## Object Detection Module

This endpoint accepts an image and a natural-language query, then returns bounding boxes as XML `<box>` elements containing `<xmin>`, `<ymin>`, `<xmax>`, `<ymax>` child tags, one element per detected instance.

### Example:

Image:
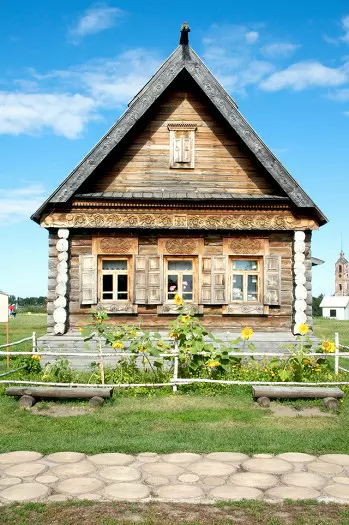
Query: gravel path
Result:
<box><xmin>1</xmin><ymin>451</ymin><xmax>349</xmax><ymax>504</ymax></box>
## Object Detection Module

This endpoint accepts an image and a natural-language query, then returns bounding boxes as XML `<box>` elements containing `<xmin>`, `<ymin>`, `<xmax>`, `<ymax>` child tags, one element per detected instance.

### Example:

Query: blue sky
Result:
<box><xmin>1</xmin><ymin>0</ymin><xmax>349</xmax><ymax>298</ymax></box>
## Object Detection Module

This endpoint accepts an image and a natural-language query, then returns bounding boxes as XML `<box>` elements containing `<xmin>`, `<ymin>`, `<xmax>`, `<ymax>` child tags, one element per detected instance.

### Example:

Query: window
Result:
<box><xmin>339</xmin><ymin>264</ymin><xmax>342</xmax><ymax>273</ymax></box>
<box><xmin>330</xmin><ymin>309</ymin><xmax>336</xmax><ymax>318</ymax></box>
<box><xmin>168</xmin><ymin>123</ymin><xmax>196</xmax><ymax>168</ymax></box>
<box><xmin>339</xmin><ymin>284</ymin><xmax>342</xmax><ymax>292</ymax></box>
<box><xmin>101</xmin><ymin>259</ymin><xmax>129</xmax><ymax>302</ymax></box>
<box><xmin>231</xmin><ymin>259</ymin><xmax>261</xmax><ymax>303</ymax></box>
<box><xmin>166</xmin><ymin>259</ymin><xmax>193</xmax><ymax>302</ymax></box>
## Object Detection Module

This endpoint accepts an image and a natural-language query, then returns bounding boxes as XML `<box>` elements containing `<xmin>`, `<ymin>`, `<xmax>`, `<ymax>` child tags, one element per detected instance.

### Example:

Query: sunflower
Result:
<box><xmin>174</xmin><ymin>294</ymin><xmax>183</xmax><ymax>306</ymax></box>
<box><xmin>298</xmin><ymin>323</ymin><xmax>309</xmax><ymax>335</ymax></box>
<box><xmin>241</xmin><ymin>327</ymin><xmax>253</xmax><ymax>340</ymax></box>
<box><xmin>112</xmin><ymin>341</ymin><xmax>124</xmax><ymax>349</ymax></box>
<box><xmin>322</xmin><ymin>340</ymin><xmax>336</xmax><ymax>353</ymax></box>
<box><xmin>168</xmin><ymin>332</ymin><xmax>179</xmax><ymax>338</ymax></box>
<box><xmin>31</xmin><ymin>354</ymin><xmax>41</xmax><ymax>361</ymax></box>
<box><xmin>206</xmin><ymin>360</ymin><xmax>221</xmax><ymax>368</ymax></box>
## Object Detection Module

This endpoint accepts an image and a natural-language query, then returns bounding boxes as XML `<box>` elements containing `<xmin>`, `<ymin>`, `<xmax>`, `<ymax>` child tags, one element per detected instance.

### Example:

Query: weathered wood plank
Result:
<box><xmin>6</xmin><ymin>387</ymin><xmax>113</xmax><ymax>399</ymax></box>
<box><xmin>252</xmin><ymin>386</ymin><xmax>343</xmax><ymax>399</ymax></box>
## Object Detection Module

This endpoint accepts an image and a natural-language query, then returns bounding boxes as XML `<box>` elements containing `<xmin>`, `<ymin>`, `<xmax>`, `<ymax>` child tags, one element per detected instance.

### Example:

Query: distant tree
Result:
<box><xmin>8</xmin><ymin>295</ymin><xmax>16</xmax><ymax>304</ymax></box>
<box><xmin>312</xmin><ymin>294</ymin><xmax>324</xmax><ymax>317</ymax></box>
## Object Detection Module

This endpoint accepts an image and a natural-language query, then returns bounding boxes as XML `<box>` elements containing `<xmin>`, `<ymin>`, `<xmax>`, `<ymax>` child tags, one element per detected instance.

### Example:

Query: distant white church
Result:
<box><xmin>320</xmin><ymin>251</ymin><xmax>349</xmax><ymax>320</ymax></box>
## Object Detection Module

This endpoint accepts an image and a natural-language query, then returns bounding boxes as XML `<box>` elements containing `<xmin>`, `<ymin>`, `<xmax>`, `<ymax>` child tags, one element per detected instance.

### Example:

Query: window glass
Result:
<box><xmin>167</xmin><ymin>260</ymin><xmax>194</xmax><ymax>302</ymax></box>
<box><xmin>168</xmin><ymin>274</ymin><xmax>178</xmax><ymax>300</ymax></box>
<box><xmin>102</xmin><ymin>274</ymin><xmax>113</xmax><ymax>299</ymax></box>
<box><xmin>232</xmin><ymin>275</ymin><xmax>243</xmax><ymax>300</ymax></box>
<box><xmin>103</xmin><ymin>260</ymin><xmax>127</xmax><ymax>271</ymax></box>
<box><xmin>232</xmin><ymin>260</ymin><xmax>257</xmax><ymax>271</ymax></box>
<box><xmin>247</xmin><ymin>275</ymin><xmax>258</xmax><ymax>301</ymax></box>
<box><xmin>330</xmin><ymin>309</ymin><xmax>336</xmax><ymax>318</ymax></box>
<box><xmin>168</xmin><ymin>260</ymin><xmax>193</xmax><ymax>271</ymax></box>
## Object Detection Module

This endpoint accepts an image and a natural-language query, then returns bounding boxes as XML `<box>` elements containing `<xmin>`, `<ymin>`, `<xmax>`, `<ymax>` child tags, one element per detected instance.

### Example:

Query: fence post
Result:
<box><xmin>32</xmin><ymin>332</ymin><xmax>37</xmax><ymax>353</ymax></box>
<box><xmin>172</xmin><ymin>340</ymin><xmax>179</xmax><ymax>393</ymax></box>
<box><xmin>335</xmin><ymin>332</ymin><xmax>339</xmax><ymax>375</ymax></box>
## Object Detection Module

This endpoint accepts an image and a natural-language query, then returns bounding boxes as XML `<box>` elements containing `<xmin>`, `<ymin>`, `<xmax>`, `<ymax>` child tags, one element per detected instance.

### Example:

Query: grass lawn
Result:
<box><xmin>313</xmin><ymin>318</ymin><xmax>349</xmax><ymax>347</ymax></box>
<box><xmin>3</xmin><ymin>501</ymin><xmax>349</xmax><ymax>525</ymax></box>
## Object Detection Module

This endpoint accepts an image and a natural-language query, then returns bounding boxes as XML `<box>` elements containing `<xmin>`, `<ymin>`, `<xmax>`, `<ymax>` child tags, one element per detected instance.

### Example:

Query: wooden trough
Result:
<box><xmin>6</xmin><ymin>387</ymin><xmax>113</xmax><ymax>408</ymax></box>
<box><xmin>252</xmin><ymin>386</ymin><xmax>343</xmax><ymax>410</ymax></box>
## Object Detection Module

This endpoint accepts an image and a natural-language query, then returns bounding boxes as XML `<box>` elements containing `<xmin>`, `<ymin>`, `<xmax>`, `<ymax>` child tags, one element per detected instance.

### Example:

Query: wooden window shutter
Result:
<box><xmin>134</xmin><ymin>256</ymin><xmax>147</xmax><ymax>304</ymax></box>
<box><xmin>173</xmin><ymin>138</ymin><xmax>182</xmax><ymax>163</ymax></box>
<box><xmin>264</xmin><ymin>255</ymin><xmax>281</xmax><ymax>306</ymax></box>
<box><xmin>182</xmin><ymin>138</ymin><xmax>191</xmax><ymax>163</ymax></box>
<box><xmin>147</xmin><ymin>255</ymin><xmax>163</xmax><ymax>304</ymax></box>
<box><xmin>134</xmin><ymin>255</ymin><xmax>163</xmax><ymax>305</ymax></box>
<box><xmin>212</xmin><ymin>256</ymin><xmax>228</xmax><ymax>305</ymax></box>
<box><xmin>79</xmin><ymin>255</ymin><xmax>97</xmax><ymax>305</ymax></box>
<box><xmin>200</xmin><ymin>256</ymin><xmax>228</xmax><ymax>305</ymax></box>
<box><xmin>200</xmin><ymin>256</ymin><xmax>212</xmax><ymax>304</ymax></box>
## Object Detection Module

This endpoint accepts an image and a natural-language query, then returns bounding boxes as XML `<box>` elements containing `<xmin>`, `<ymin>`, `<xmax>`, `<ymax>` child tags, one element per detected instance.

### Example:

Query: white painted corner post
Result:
<box><xmin>172</xmin><ymin>340</ymin><xmax>179</xmax><ymax>393</ymax></box>
<box><xmin>53</xmin><ymin>229</ymin><xmax>69</xmax><ymax>335</ymax></box>
<box><xmin>293</xmin><ymin>230</ymin><xmax>307</xmax><ymax>334</ymax></box>
<box><xmin>335</xmin><ymin>332</ymin><xmax>339</xmax><ymax>375</ymax></box>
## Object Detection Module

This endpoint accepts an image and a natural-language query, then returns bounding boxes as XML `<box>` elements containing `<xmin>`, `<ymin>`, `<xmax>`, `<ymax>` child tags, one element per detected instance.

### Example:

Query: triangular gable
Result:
<box><xmin>32</xmin><ymin>45</ymin><xmax>327</xmax><ymax>224</ymax></box>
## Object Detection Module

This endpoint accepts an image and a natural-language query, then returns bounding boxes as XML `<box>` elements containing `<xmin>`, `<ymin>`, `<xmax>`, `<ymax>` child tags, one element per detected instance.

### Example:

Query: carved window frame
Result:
<box><xmin>99</xmin><ymin>256</ymin><xmax>133</xmax><ymax>304</ymax></box>
<box><xmin>168</xmin><ymin>123</ymin><xmax>197</xmax><ymax>169</ymax></box>
<box><xmin>229</xmin><ymin>257</ymin><xmax>263</xmax><ymax>304</ymax></box>
<box><xmin>164</xmin><ymin>256</ymin><xmax>197</xmax><ymax>304</ymax></box>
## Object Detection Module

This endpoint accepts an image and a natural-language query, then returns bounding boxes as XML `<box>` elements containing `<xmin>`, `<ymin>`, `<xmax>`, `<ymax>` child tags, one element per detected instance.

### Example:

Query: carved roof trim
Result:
<box><xmin>31</xmin><ymin>45</ymin><xmax>327</xmax><ymax>225</ymax></box>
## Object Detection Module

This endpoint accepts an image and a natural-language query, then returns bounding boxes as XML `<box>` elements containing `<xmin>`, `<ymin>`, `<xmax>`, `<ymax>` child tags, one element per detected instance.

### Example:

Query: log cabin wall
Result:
<box><xmin>305</xmin><ymin>232</ymin><xmax>313</xmax><ymax>327</ymax></box>
<box><xmin>47</xmin><ymin>231</ymin><xmax>58</xmax><ymax>334</ymax></box>
<box><xmin>66</xmin><ymin>229</ymin><xmax>294</xmax><ymax>332</ymax></box>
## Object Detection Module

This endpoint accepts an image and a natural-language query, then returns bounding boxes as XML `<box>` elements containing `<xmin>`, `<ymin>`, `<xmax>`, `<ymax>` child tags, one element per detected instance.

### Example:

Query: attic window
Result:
<box><xmin>168</xmin><ymin>123</ymin><xmax>197</xmax><ymax>168</ymax></box>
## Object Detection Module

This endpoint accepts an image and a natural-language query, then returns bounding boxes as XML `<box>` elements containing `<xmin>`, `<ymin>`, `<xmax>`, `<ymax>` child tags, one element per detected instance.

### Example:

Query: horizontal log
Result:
<box><xmin>252</xmin><ymin>386</ymin><xmax>343</xmax><ymax>400</ymax></box>
<box><xmin>6</xmin><ymin>387</ymin><xmax>113</xmax><ymax>399</ymax></box>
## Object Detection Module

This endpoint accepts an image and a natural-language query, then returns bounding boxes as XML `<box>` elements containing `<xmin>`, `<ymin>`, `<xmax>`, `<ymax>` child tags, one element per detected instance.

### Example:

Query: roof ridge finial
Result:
<box><xmin>180</xmin><ymin>22</ymin><xmax>190</xmax><ymax>45</ymax></box>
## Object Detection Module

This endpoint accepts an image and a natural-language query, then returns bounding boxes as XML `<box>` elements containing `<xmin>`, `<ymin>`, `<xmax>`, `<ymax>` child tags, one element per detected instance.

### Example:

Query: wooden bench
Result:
<box><xmin>252</xmin><ymin>386</ymin><xmax>343</xmax><ymax>410</ymax></box>
<box><xmin>6</xmin><ymin>387</ymin><xmax>113</xmax><ymax>408</ymax></box>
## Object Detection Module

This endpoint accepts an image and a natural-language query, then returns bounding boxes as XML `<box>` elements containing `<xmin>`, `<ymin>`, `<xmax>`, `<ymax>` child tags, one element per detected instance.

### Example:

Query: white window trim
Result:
<box><xmin>168</xmin><ymin>123</ymin><xmax>196</xmax><ymax>169</ymax></box>
<box><xmin>100</xmin><ymin>257</ymin><xmax>130</xmax><ymax>303</ymax></box>
<box><xmin>230</xmin><ymin>257</ymin><xmax>262</xmax><ymax>304</ymax></box>
<box><xmin>165</xmin><ymin>257</ymin><xmax>195</xmax><ymax>303</ymax></box>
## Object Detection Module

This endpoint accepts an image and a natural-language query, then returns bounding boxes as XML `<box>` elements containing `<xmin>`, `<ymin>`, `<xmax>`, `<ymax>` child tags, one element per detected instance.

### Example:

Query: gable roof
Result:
<box><xmin>320</xmin><ymin>296</ymin><xmax>349</xmax><ymax>308</ymax></box>
<box><xmin>31</xmin><ymin>44</ymin><xmax>327</xmax><ymax>224</ymax></box>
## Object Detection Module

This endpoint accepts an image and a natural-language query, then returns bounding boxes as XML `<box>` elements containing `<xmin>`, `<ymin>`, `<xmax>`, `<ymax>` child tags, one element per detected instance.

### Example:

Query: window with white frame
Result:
<box><xmin>166</xmin><ymin>259</ymin><xmax>194</xmax><ymax>302</ymax></box>
<box><xmin>101</xmin><ymin>259</ymin><xmax>129</xmax><ymax>301</ymax></box>
<box><xmin>231</xmin><ymin>259</ymin><xmax>261</xmax><ymax>303</ymax></box>
<box><xmin>168</xmin><ymin>123</ymin><xmax>196</xmax><ymax>168</ymax></box>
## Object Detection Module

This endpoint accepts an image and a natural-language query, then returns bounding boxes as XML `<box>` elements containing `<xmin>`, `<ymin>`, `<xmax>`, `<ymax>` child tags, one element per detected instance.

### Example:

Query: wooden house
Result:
<box><xmin>32</xmin><ymin>27</ymin><xmax>327</xmax><ymax>344</ymax></box>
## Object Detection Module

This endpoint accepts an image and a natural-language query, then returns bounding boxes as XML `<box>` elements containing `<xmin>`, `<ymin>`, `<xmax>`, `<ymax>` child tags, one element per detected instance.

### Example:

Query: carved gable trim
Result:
<box><xmin>93</xmin><ymin>236</ymin><xmax>138</xmax><ymax>255</ymax></box>
<box><xmin>159</xmin><ymin>238</ymin><xmax>202</xmax><ymax>255</ymax></box>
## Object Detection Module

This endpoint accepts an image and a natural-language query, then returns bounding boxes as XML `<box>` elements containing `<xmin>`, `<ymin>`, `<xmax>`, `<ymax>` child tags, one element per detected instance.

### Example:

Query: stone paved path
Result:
<box><xmin>2</xmin><ymin>451</ymin><xmax>349</xmax><ymax>503</ymax></box>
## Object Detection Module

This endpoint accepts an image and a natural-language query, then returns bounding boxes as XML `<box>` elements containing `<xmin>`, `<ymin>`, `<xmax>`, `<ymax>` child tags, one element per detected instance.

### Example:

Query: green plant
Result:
<box><xmin>42</xmin><ymin>357</ymin><xmax>76</xmax><ymax>383</ymax></box>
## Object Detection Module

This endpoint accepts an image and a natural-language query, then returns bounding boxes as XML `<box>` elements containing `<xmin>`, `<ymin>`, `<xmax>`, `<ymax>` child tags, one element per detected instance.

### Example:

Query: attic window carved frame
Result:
<box><xmin>168</xmin><ymin>122</ymin><xmax>197</xmax><ymax>169</ymax></box>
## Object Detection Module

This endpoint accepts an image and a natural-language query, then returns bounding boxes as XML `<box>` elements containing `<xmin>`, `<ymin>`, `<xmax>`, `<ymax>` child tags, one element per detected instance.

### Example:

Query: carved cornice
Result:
<box><xmin>227</xmin><ymin>237</ymin><xmax>264</xmax><ymax>254</ymax></box>
<box><xmin>168</xmin><ymin>122</ymin><xmax>197</xmax><ymax>131</ymax></box>
<box><xmin>41</xmin><ymin>211</ymin><xmax>318</xmax><ymax>230</ymax></box>
<box><xmin>71</xmin><ymin>200</ymin><xmax>290</xmax><ymax>211</ymax></box>
<box><xmin>96</xmin><ymin>237</ymin><xmax>137</xmax><ymax>254</ymax></box>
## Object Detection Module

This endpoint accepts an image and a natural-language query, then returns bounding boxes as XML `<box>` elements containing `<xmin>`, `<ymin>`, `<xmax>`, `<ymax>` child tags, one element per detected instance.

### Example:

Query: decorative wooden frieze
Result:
<box><xmin>293</xmin><ymin>230</ymin><xmax>307</xmax><ymax>334</ymax></box>
<box><xmin>96</xmin><ymin>303</ymin><xmax>138</xmax><ymax>314</ymax></box>
<box><xmin>160</xmin><ymin>238</ymin><xmax>201</xmax><ymax>255</ymax></box>
<box><xmin>225</xmin><ymin>236</ymin><xmax>265</xmax><ymax>254</ymax></box>
<box><xmin>95</xmin><ymin>237</ymin><xmax>137</xmax><ymax>255</ymax></box>
<box><xmin>41</xmin><ymin>211</ymin><xmax>318</xmax><ymax>231</ymax></box>
<box><xmin>157</xmin><ymin>304</ymin><xmax>203</xmax><ymax>315</ymax></box>
<box><xmin>53</xmin><ymin>229</ymin><xmax>69</xmax><ymax>335</ymax></box>
<box><xmin>223</xmin><ymin>304</ymin><xmax>264</xmax><ymax>315</ymax></box>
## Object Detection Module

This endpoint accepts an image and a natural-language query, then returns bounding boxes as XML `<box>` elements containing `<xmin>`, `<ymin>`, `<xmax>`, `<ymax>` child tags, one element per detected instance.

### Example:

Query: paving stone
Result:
<box><xmin>141</xmin><ymin>462</ymin><xmax>184</xmax><ymax>477</ymax></box>
<box><xmin>0</xmin><ymin>451</ymin><xmax>43</xmax><ymax>465</ymax></box>
<box><xmin>187</xmin><ymin>461</ymin><xmax>236</xmax><ymax>477</ymax></box>
<box><xmin>203</xmin><ymin>476</ymin><xmax>226</xmax><ymax>486</ymax></box>
<box><xmin>307</xmin><ymin>461</ymin><xmax>343</xmax><ymax>475</ymax></box>
<box><xmin>103</xmin><ymin>482</ymin><xmax>150</xmax><ymax>500</ymax></box>
<box><xmin>5</xmin><ymin>462</ymin><xmax>48</xmax><ymax>478</ymax></box>
<box><xmin>156</xmin><ymin>484</ymin><xmax>204</xmax><ymax>500</ymax></box>
<box><xmin>229</xmin><ymin>472</ymin><xmax>278</xmax><ymax>489</ymax></box>
<box><xmin>89</xmin><ymin>453</ymin><xmax>134</xmax><ymax>466</ymax></box>
<box><xmin>0</xmin><ymin>478</ymin><xmax>21</xmax><ymax>487</ymax></box>
<box><xmin>137</xmin><ymin>454</ymin><xmax>158</xmax><ymax>463</ymax></box>
<box><xmin>266</xmin><ymin>486</ymin><xmax>321</xmax><ymax>501</ymax></box>
<box><xmin>36</xmin><ymin>475</ymin><xmax>59</xmax><ymax>484</ymax></box>
<box><xmin>138</xmin><ymin>453</ymin><xmax>157</xmax><ymax>458</ymax></box>
<box><xmin>163</xmin><ymin>453</ymin><xmax>201</xmax><ymax>464</ymax></box>
<box><xmin>324</xmin><ymin>484</ymin><xmax>349</xmax><ymax>499</ymax></box>
<box><xmin>242</xmin><ymin>458</ymin><xmax>293</xmax><ymax>474</ymax></box>
<box><xmin>46</xmin><ymin>494</ymin><xmax>71</xmax><ymax>502</ymax></box>
<box><xmin>333</xmin><ymin>477</ymin><xmax>349</xmax><ymax>485</ymax></box>
<box><xmin>277</xmin><ymin>453</ymin><xmax>316</xmax><ymax>463</ymax></box>
<box><xmin>45</xmin><ymin>452</ymin><xmax>86</xmax><ymax>464</ymax></box>
<box><xmin>178</xmin><ymin>474</ymin><xmax>200</xmax><ymax>483</ymax></box>
<box><xmin>51</xmin><ymin>460</ymin><xmax>96</xmax><ymax>478</ymax></box>
<box><xmin>99</xmin><ymin>466</ymin><xmax>141</xmax><ymax>482</ymax></box>
<box><xmin>282</xmin><ymin>472</ymin><xmax>325</xmax><ymax>488</ymax></box>
<box><xmin>206</xmin><ymin>452</ymin><xmax>249</xmax><ymax>463</ymax></box>
<box><xmin>78</xmin><ymin>493</ymin><xmax>104</xmax><ymax>501</ymax></box>
<box><xmin>57</xmin><ymin>477</ymin><xmax>105</xmax><ymax>495</ymax></box>
<box><xmin>319</xmin><ymin>454</ymin><xmax>349</xmax><ymax>467</ymax></box>
<box><xmin>253</xmin><ymin>454</ymin><xmax>274</xmax><ymax>459</ymax></box>
<box><xmin>210</xmin><ymin>485</ymin><xmax>262</xmax><ymax>500</ymax></box>
<box><xmin>145</xmin><ymin>476</ymin><xmax>169</xmax><ymax>486</ymax></box>
<box><xmin>0</xmin><ymin>482</ymin><xmax>50</xmax><ymax>502</ymax></box>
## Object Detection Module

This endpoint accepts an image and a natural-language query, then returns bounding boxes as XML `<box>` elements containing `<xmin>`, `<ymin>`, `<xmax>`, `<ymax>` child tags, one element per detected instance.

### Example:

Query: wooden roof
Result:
<box><xmin>32</xmin><ymin>44</ymin><xmax>327</xmax><ymax>225</ymax></box>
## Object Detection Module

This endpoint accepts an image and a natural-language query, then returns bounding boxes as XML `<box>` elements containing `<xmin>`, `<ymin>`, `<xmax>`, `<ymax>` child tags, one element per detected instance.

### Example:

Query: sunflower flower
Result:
<box><xmin>31</xmin><ymin>354</ymin><xmax>41</xmax><ymax>361</ymax></box>
<box><xmin>322</xmin><ymin>340</ymin><xmax>335</xmax><ymax>353</ymax></box>
<box><xmin>241</xmin><ymin>327</ymin><xmax>253</xmax><ymax>340</ymax></box>
<box><xmin>298</xmin><ymin>323</ymin><xmax>309</xmax><ymax>335</ymax></box>
<box><xmin>206</xmin><ymin>360</ymin><xmax>221</xmax><ymax>368</ymax></box>
<box><xmin>112</xmin><ymin>341</ymin><xmax>124</xmax><ymax>349</ymax></box>
<box><xmin>174</xmin><ymin>294</ymin><xmax>183</xmax><ymax>306</ymax></box>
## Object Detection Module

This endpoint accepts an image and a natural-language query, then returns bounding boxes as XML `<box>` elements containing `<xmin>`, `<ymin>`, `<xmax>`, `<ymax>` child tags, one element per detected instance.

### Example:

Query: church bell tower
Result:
<box><xmin>335</xmin><ymin>251</ymin><xmax>349</xmax><ymax>295</ymax></box>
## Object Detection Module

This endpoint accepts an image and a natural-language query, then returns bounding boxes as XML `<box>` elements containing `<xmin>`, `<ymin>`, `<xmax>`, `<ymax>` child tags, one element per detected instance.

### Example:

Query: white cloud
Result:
<box><xmin>0</xmin><ymin>184</ymin><xmax>47</xmax><ymax>225</ymax></box>
<box><xmin>68</xmin><ymin>4</ymin><xmax>124</xmax><ymax>42</ymax></box>
<box><xmin>245</xmin><ymin>31</ymin><xmax>259</xmax><ymax>44</ymax></box>
<box><xmin>260</xmin><ymin>61</ymin><xmax>348</xmax><ymax>91</ymax></box>
<box><xmin>0</xmin><ymin>93</ymin><xmax>97</xmax><ymax>138</ymax></box>
<box><xmin>328</xmin><ymin>88</ymin><xmax>349</xmax><ymax>101</ymax></box>
<box><xmin>341</xmin><ymin>15</ymin><xmax>349</xmax><ymax>43</ymax></box>
<box><xmin>261</xmin><ymin>42</ymin><xmax>300</xmax><ymax>57</ymax></box>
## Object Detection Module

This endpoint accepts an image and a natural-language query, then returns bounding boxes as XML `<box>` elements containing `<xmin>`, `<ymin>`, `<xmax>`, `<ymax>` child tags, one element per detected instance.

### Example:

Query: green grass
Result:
<box><xmin>2</xmin><ymin>501</ymin><xmax>349</xmax><ymax>525</ymax></box>
<box><xmin>313</xmin><ymin>318</ymin><xmax>349</xmax><ymax>347</ymax></box>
